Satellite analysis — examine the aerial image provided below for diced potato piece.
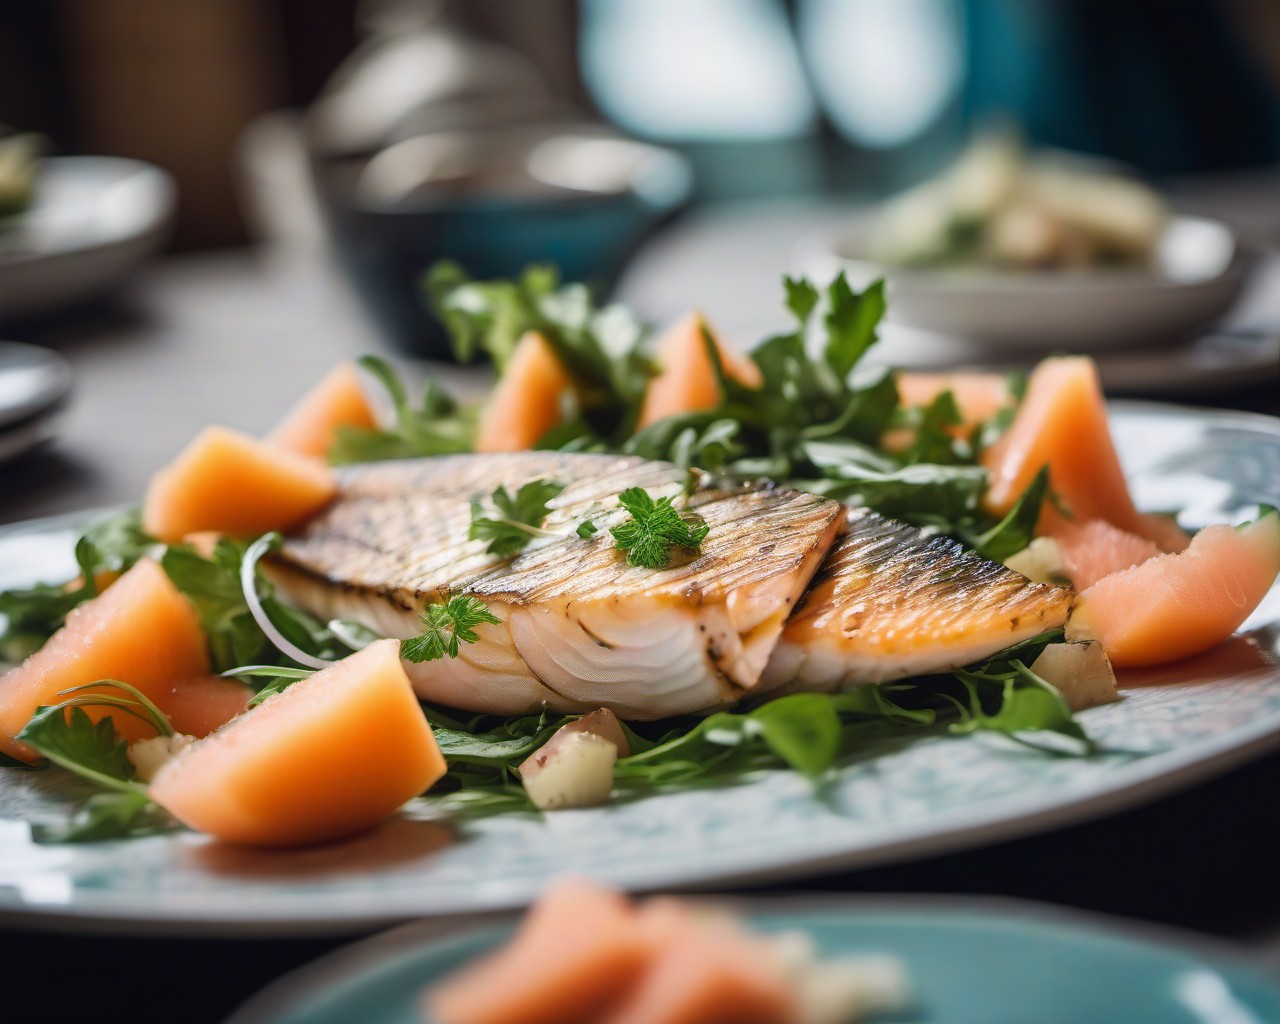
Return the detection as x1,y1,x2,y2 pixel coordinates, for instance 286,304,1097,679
1029,640,1118,711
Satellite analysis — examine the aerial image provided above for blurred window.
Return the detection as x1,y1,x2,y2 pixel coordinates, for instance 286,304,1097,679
798,0,963,149
579,0,816,140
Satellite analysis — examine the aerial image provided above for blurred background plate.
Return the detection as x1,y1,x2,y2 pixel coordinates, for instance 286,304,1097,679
804,212,1252,352
0,156,175,322
227,897,1280,1024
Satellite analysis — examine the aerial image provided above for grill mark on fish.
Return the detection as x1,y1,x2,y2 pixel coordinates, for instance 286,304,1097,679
272,452,845,719
761,506,1073,692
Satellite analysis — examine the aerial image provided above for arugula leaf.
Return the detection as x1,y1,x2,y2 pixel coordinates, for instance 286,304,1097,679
750,693,841,776
824,274,886,381
610,487,709,569
329,357,477,464
783,275,820,325
902,390,966,466
18,705,141,794
469,479,565,557
425,261,654,444
796,463,989,525
970,466,1050,561
402,596,502,663
31,790,170,845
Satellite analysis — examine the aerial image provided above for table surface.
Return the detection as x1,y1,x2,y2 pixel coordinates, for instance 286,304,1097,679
2,225,1279,1022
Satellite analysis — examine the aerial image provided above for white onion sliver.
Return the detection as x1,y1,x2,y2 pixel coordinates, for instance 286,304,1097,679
239,533,335,671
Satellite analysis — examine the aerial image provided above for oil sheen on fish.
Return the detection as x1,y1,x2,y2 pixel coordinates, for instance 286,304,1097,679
762,507,1073,692
270,452,846,719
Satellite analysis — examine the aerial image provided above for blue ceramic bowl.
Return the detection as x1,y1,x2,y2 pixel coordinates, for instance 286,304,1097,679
314,124,693,359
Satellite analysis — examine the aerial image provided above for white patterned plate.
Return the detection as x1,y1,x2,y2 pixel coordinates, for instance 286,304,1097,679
1,403,1278,936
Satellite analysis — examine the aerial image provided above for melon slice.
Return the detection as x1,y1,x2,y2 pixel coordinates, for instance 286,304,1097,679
426,878,650,1024
475,331,574,452
148,639,444,846
1049,517,1160,591
637,313,762,429
601,920,797,1024
1067,512,1280,667
897,371,1014,428
157,673,251,738
981,356,1188,551
142,425,336,543
0,559,209,763
266,362,377,459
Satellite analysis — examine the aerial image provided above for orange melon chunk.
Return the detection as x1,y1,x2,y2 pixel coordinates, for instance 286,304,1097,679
898,370,1014,428
637,312,763,429
602,923,797,1024
475,331,574,453
157,673,251,738
427,878,650,1024
1067,512,1280,667
148,639,444,847
981,356,1188,551
1048,517,1160,591
0,559,209,763
266,362,377,459
142,425,336,543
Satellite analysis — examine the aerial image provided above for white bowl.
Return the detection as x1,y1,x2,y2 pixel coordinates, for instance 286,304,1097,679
805,212,1252,353
0,156,175,321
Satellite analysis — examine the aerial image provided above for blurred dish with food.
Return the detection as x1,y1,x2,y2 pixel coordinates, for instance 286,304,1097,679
0,128,175,324
227,889,1280,1024
812,132,1252,352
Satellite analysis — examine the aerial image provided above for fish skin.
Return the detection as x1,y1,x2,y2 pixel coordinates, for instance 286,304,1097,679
762,506,1074,693
270,452,846,719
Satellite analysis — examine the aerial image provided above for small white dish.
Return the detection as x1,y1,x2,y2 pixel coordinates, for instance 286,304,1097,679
0,156,175,321
803,213,1252,353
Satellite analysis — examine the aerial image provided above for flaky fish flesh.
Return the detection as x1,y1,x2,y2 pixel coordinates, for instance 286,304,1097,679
271,452,846,718
762,507,1073,692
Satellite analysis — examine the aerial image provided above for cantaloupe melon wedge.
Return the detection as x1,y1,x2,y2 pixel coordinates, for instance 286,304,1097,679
1048,516,1160,591
0,559,210,763
266,362,377,459
148,639,444,846
475,331,574,453
898,370,1014,427
637,312,762,429
981,356,1188,551
601,921,797,1024
158,674,251,738
142,425,336,543
1067,512,1280,667
426,878,651,1024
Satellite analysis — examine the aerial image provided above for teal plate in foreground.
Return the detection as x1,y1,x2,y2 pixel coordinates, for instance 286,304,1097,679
228,898,1280,1024
1,403,1280,935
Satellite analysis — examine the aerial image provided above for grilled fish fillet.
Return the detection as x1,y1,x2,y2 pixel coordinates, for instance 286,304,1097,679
271,452,846,719
761,507,1073,692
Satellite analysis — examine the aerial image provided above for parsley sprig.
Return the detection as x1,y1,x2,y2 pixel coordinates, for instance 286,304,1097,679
468,479,565,558
610,487,709,570
402,595,502,663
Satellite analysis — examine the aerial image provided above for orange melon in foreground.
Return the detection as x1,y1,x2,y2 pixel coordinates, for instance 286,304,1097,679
1067,512,1280,667
0,559,210,763
601,924,797,1024
637,312,762,429
427,879,651,1024
143,425,336,543
158,674,251,738
981,356,1188,551
266,362,377,459
475,331,574,452
148,639,444,847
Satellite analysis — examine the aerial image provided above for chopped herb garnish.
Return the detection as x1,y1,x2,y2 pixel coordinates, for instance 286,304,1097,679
610,487,709,569
402,596,502,663
468,479,565,558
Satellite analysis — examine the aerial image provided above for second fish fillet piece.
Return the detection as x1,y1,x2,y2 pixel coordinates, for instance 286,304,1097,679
270,452,845,719
762,507,1074,692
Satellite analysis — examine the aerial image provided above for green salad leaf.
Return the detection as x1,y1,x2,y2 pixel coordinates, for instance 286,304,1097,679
469,479,565,557
402,596,503,663
18,705,141,794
